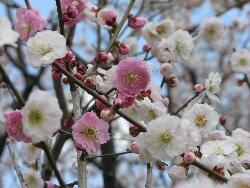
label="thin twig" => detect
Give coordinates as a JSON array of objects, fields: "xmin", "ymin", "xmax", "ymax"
[
  {"xmin": 6, "ymin": 139, "xmax": 28, "ymax": 188},
  {"xmin": 40, "ymin": 142, "xmax": 66, "ymax": 188},
  {"xmin": 88, "ymin": 151, "xmax": 132, "ymax": 160},
  {"xmin": 55, "ymin": 0, "xmax": 65, "ymax": 36},
  {"xmin": 146, "ymin": 163, "xmax": 153, "ymax": 188},
  {"xmin": 24, "ymin": 0, "xmax": 31, "ymax": 9}
]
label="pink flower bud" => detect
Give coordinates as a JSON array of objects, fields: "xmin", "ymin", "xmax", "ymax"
[
  {"xmin": 194, "ymin": 84, "xmax": 204, "ymax": 93},
  {"xmin": 105, "ymin": 10, "xmax": 117, "ymax": 26},
  {"xmin": 67, "ymin": 6, "xmax": 79, "ymax": 18},
  {"xmin": 74, "ymin": 72, "xmax": 83, "ymax": 80},
  {"xmin": 100, "ymin": 108, "xmax": 115, "ymax": 122},
  {"xmin": 78, "ymin": 64, "xmax": 87, "ymax": 74},
  {"xmin": 45, "ymin": 181, "xmax": 59, "ymax": 188},
  {"xmin": 161, "ymin": 97, "xmax": 169, "ymax": 107},
  {"xmin": 118, "ymin": 43, "xmax": 131, "ymax": 55},
  {"xmin": 156, "ymin": 161, "xmax": 166, "ymax": 170},
  {"xmin": 95, "ymin": 95, "xmax": 108, "ymax": 111},
  {"xmin": 83, "ymin": 76, "xmax": 95, "ymax": 88},
  {"xmin": 128, "ymin": 15, "xmax": 147, "ymax": 30},
  {"xmin": 114, "ymin": 98, "xmax": 123, "ymax": 109},
  {"xmin": 143, "ymin": 44, "xmax": 151, "ymax": 52},
  {"xmin": 130, "ymin": 142, "xmax": 140, "ymax": 154},
  {"xmin": 63, "ymin": 116, "xmax": 74, "ymax": 128},
  {"xmin": 184, "ymin": 152, "xmax": 196, "ymax": 164},
  {"xmin": 219, "ymin": 115, "xmax": 226, "ymax": 125},
  {"xmin": 64, "ymin": 50, "xmax": 75, "ymax": 62},
  {"xmin": 160, "ymin": 63, "xmax": 174, "ymax": 78},
  {"xmin": 129, "ymin": 125, "xmax": 140, "ymax": 137},
  {"xmin": 96, "ymin": 52, "xmax": 109, "ymax": 62},
  {"xmin": 62, "ymin": 78, "xmax": 68, "ymax": 85},
  {"xmin": 166, "ymin": 76, "xmax": 179, "ymax": 87}
]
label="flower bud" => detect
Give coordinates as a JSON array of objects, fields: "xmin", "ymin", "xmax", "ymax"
[
  {"xmin": 95, "ymin": 52, "xmax": 109, "ymax": 62},
  {"xmin": 74, "ymin": 72, "xmax": 83, "ymax": 80},
  {"xmin": 156, "ymin": 160, "xmax": 167, "ymax": 170},
  {"xmin": 143, "ymin": 44, "xmax": 151, "ymax": 52},
  {"xmin": 160, "ymin": 63, "xmax": 174, "ymax": 78},
  {"xmin": 83, "ymin": 76, "xmax": 95, "ymax": 88},
  {"xmin": 64, "ymin": 50, "xmax": 75, "ymax": 62},
  {"xmin": 118, "ymin": 43, "xmax": 131, "ymax": 55},
  {"xmin": 194, "ymin": 84, "xmax": 204, "ymax": 93},
  {"xmin": 219, "ymin": 115, "xmax": 226, "ymax": 125},
  {"xmin": 100, "ymin": 108, "xmax": 115, "ymax": 122},
  {"xmin": 128, "ymin": 15, "xmax": 147, "ymax": 30},
  {"xmin": 130, "ymin": 142, "xmax": 140, "ymax": 154},
  {"xmin": 62, "ymin": 78, "xmax": 68, "ymax": 85},
  {"xmin": 161, "ymin": 97, "xmax": 169, "ymax": 107},
  {"xmin": 78, "ymin": 64, "xmax": 87, "ymax": 74},
  {"xmin": 166, "ymin": 76, "xmax": 179, "ymax": 87},
  {"xmin": 45, "ymin": 181, "xmax": 59, "ymax": 188},
  {"xmin": 63, "ymin": 116, "xmax": 74, "ymax": 128},
  {"xmin": 95, "ymin": 95, "xmax": 108, "ymax": 111},
  {"xmin": 129, "ymin": 125, "xmax": 140, "ymax": 137},
  {"xmin": 52, "ymin": 70, "xmax": 62, "ymax": 80},
  {"xmin": 67, "ymin": 6, "xmax": 79, "ymax": 18},
  {"xmin": 184, "ymin": 152, "xmax": 196, "ymax": 164},
  {"xmin": 105, "ymin": 10, "xmax": 117, "ymax": 26}
]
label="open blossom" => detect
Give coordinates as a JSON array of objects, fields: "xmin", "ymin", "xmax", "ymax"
[
  {"xmin": 200, "ymin": 139, "xmax": 236, "ymax": 168},
  {"xmin": 72, "ymin": 112, "xmax": 110, "ymax": 153},
  {"xmin": 3, "ymin": 110, "xmax": 31, "ymax": 143},
  {"xmin": 227, "ymin": 173, "xmax": 250, "ymax": 188},
  {"xmin": 23, "ymin": 169, "xmax": 44, "ymax": 188},
  {"xmin": 174, "ymin": 176, "xmax": 216, "ymax": 188},
  {"xmin": 0, "ymin": 17, "xmax": 19, "ymax": 47},
  {"xmin": 158, "ymin": 30, "xmax": 194, "ymax": 63},
  {"xmin": 141, "ymin": 22, "xmax": 159, "ymax": 45},
  {"xmin": 231, "ymin": 128, "xmax": 250, "ymax": 164},
  {"xmin": 27, "ymin": 30, "xmax": 67, "ymax": 67},
  {"xmin": 231, "ymin": 49, "xmax": 250, "ymax": 74},
  {"xmin": 138, "ymin": 98, "xmax": 166, "ymax": 124},
  {"xmin": 22, "ymin": 89, "xmax": 62, "ymax": 143},
  {"xmin": 154, "ymin": 19, "xmax": 175, "ymax": 39},
  {"xmin": 61, "ymin": 0, "xmax": 88, "ymax": 26},
  {"xmin": 141, "ymin": 114, "xmax": 192, "ymax": 160},
  {"xmin": 204, "ymin": 72, "xmax": 222, "ymax": 102},
  {"xmin": 15, "ymin": 8, "xmax": 47, "ymax": 42},
  {"xmin": 199, "ymin": 17, "xmax": 225, "ymax": 47},
  {"xmin": 112, "ymin": 57, "xmax": 150, "ymax": 97},
  {"xmin": 183, "ymin": 103, "xmax": 219, "ymax": 138}
]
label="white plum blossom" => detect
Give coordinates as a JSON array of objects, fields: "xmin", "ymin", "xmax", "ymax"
[
  {"xmin": 141, "ymin": 114, "xmax": 193, "ymax": 160},
  {"xmin": 183, "ymin": 103, "xmax": 219, "ymax": 138},
  {"xmin": 174, "ymin": 176, "xmax": 216, "ymax": 188},
  {"xmin": 200, "ymin": 139, "xmax": 236, "ymax": 168},
  {"xmin": 231, "ymin": 128, "xmax": 250, "ymax": 164},
  {"xmin": 154, "ymin": 19, "xmax": 175, "ymax": 39},
  {"xmin": 27, "ymin": 30, "xmax": 67, "ymax": 67},
  {"xmin": 141, "ymin": 22, "xmax": 159, "ymax": 45},
  {"xmin": 169, "ymin": 165, "xmax": 187, "ymax": 181},
  {"xmin": 138, "ymin": 98, "xmax": 166, "ymax": 124},
  {"xmin": 199, "ymin": 17, "xmax": 225, "ymax": 47},
  {"xmin": 22, "ymin": 89, "xmax": 62, "ymax": 143},
  {"xmin": 0, "ymin": 17, "xmax": 19, "ymax": 47},
  {"xmin": 227, "ymin": 172, "xmax": 250, "ymax": 188},
  {"xmin": 158, "ymin": 30, "xmax": 194, "ymax": 63},
  {"xmin": 231, "ymin": 49, "xmax": 250, "ymax": 74},
  {"xmin": 204, "ymin": 72, "xmax": 222, "ymax": 102},
  {"xmin": 23, "ymin": 169, "xmax": 44, "ymax": 188}
]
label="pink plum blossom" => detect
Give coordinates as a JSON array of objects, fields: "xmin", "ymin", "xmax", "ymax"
[
  {"xmin": 112, "ymin": 57, "xmax": 150, "ymax": 97},
  {"xmin": 61, "ymin": 0, "xmax": 88, "ymax": 26},
  {"xmin": 3, "ymin": 110, "xmax": 31, "ymax": 143},
  {"xmin": 72, "ymin": 112, "xmax": 110, "ymax": 153},
  {"xmin": 97, "ymin": 8, "xmax": 117, "ymax": 27},
  {"xmin": 16, "ymin": 8, "xmax": 47, "ymax": 42}
]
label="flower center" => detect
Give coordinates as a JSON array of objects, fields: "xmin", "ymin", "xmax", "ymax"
[
  {"xmin": 239, "ymin": 58, "xmax": 247, "ymax": 66},
  {"xmin": 207, "ymin": 26, "xmax": 216, "ymax": 36},
  {"xmin": 214, "ymin": 146, "xmax": 225, "ymax": 155},
  {"xmin": 156, "ymin": 25, "xmax": 166, "ymax": 35},
  {"xmin": 195, "ymin": 114, "xmax": 207, "ymax": 127},
  {"xmin": 159, "ymin": 131, "xmax": 172, "ymax": 145},
  {"xmin": 21, "ymin": 22, "xmax": 32, "ymax": 33},
  {"xmin": 40, "ymin": 45, "xmax": 53, "ymax": 56},
  {"xmin": 175, "ymin": 41, "xmax": 186, "ymax": 54},
  {"xmin": 147, "ymin": 110, "xmax": 157, "ymax": 122},
  {"xmin": 28, "ymin": 109, "xmax": 43, "ymax": 125},
  {"xmin": 236, "ymin": 143, "xmax": 244, "ymax": 157},
  {"xmin": 84, "ymin": 127, "xmax": 97, "ymax": 140},
  {"xmin": 125, "ymin": 72, "xmax": 138, "ymax": 85}
]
